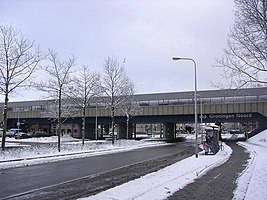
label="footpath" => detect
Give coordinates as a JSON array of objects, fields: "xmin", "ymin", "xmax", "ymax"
[{"xmin": 168, "ymin": 137, "xmax": 250, "ymax": 200}]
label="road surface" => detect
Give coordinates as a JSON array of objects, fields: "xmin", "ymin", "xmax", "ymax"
[{"xmin": 0, "ymin": 141, "xmax": 194, "ymax": 199}]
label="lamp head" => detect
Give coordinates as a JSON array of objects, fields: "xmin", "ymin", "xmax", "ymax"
[{"xmin": 172, "ymin": 57, "xmax": 181, "ymax": 61}]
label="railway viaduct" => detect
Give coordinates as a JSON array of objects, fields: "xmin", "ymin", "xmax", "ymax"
[{"xmin": 1, "ymin": 87, "xmax": 267, "ymax": 139}]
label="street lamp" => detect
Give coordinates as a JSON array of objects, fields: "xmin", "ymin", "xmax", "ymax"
[
  {"xmin": 95, "ymin": 102, "xmax": 98, "ymax": 140},
  {"xmin": 172, "ymin": 57, "xmax": 198, "ymax": 158}
]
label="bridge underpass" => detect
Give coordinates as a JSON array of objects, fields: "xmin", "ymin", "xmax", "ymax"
[{"xmin": 78, "ymin": 111, "xmax": 267, "ymax": 140}]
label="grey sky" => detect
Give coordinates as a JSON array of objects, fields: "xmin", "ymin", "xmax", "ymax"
[{"xmin": 0, "ymin": 0, "xmax": 234, "ymax": 101}]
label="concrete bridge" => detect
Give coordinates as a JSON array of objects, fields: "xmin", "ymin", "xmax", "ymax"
[{"xmin": 1, "ymin": 87, "xmax": 267, "ymax": 139}]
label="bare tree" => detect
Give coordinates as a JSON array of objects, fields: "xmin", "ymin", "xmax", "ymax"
[
  {"xmin": 0, "ymin": 25, "xmax": 42, "ymax": 150},
  {"xmin": 36, "ymin": 49, "xmax": 76, "ymax": 152},
  {"xmin": 100, "ymin": 57, "xmax": 133, "ymax": 144},
  {"xmin": 215, "ymin": 0, "xmax": 267, "ymax": 88},
  {"xmin": 120, "ymin": 81, "xmax": 141, "ymax": 139},
  {"xmin": 68, "ymin": 65, "xmax": 100, "ymax": 145}
]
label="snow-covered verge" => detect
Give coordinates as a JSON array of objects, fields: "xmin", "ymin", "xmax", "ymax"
[
  {"xmin": 0, "ymin": 136, "xmax": 168, "ymax": 169},
  {"xmin": 79, "ymin": 143, "xmax": 232, "ymax": 200},
  {"xmin": 234, "ymin": 129, "xmax": 267, "ymax": 200}
]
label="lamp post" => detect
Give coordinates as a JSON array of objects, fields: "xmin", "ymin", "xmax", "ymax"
[
  {"xmin": 172, "ymin": 57, "xmax": 198, "ymax": 158},
  {"xmin": 199, "ymin": 96, "xmax": 203, "ymax": 145},
  {"xmin": 95, "ymin": 102, "xmax": 98, "ymax": 140},
  {"xmin": 17, "ymin": 109, "xmax": 20, "ymax": 131}
]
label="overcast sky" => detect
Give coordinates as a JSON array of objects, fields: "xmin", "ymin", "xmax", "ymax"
[{"xmin": 0, "ymin": 0, "xmax": 234, "ymax": 101}]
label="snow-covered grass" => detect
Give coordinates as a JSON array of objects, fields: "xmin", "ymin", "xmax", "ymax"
[
  {"xmin": 234, "ymin": 129, "xmax": 267, "ymax": 200},
  {"xmin": 0, "ymin": 136, "xmax": 168, "ymax": 169}
]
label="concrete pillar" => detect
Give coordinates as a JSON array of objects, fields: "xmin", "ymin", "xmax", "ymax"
[
  {"xmin": 85, "ymin": 124, "xmax": 95, "ymax": 139},
  {"xmin": 117, "ymin": 123, "xmax": 134, "ymax": 139},
  {"xmin": 163, "ymin": 122, "xmax": 175, "ymax": 140},
  {"xmin": 128, "ymin": 123, "xmax": 133, "ymax": 139},
  {"xmin": 133, "ymin": 124, "xmax": 136, "ymax": 139}
]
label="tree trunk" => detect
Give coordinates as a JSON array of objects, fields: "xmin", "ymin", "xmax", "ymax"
[
  {"xmin": 1, "ymin": 92, "xmax": 8, "ymax": 150},
  {"xmin": 82, "ymin": 105, "xmax": 86, "ymax": 146},
  {"xmin": 111, "ymin": 106, "xmax": 115, "ymax": 144},
  {"xmin": 58, "ymin": 90, "xmax": 62, "ymax": 152},
  {"xmin": 126, "ymin": 115, "xmax": 129, "ymax": 140}
]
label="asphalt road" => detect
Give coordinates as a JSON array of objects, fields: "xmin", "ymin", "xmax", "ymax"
[{"xmin": 0, "ymin": 141, "xmax": 193, "ymax": 199}]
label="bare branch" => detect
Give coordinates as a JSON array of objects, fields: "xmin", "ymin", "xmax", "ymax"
[
  {"xmin": 215, "ymin": 0, "xmax": 267, "ymax": 88},
  {"xmin": 35, "ymin": 49, "xmax": 76, "ymax": 151},
  {"xmin": 0, "ymin": 25, "xmax": 43, "ymax": 150}
]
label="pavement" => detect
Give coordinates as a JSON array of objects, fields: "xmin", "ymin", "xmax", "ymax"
[{"xmin": 168, "ymin": 136, "xmax": 250, "ymax": 200}]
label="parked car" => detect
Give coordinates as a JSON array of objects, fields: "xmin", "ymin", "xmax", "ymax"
[
  {"xmin": 8, "ymin": 128, "xmax": 22, "ymax": 137},
  {"xmin": 15, "ymin": 132, "xmax": 32, "ymax": 139},
  {"xmin": 6, "ymin": 131, "xmax": 15, "ymax": 137},
  {"xmin": 32, "ymin": 131, "xmax": 50, "ymax": 137},
  {"xmin": 0, "ymin": 128, "xmax": 17, "ymax": 137}
]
